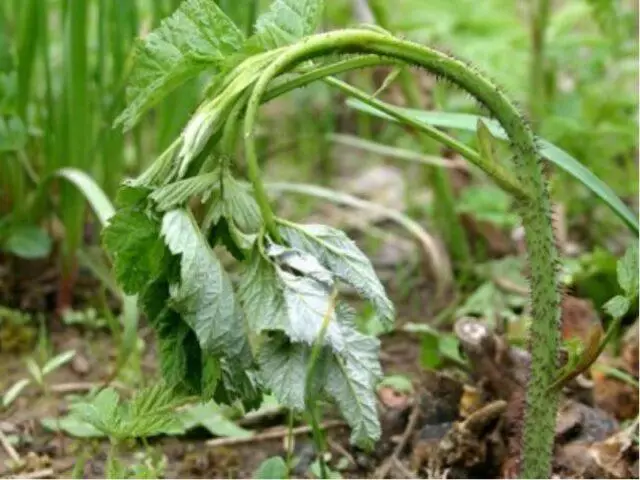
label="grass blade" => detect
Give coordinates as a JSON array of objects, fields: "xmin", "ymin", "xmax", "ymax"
[{"xmin": 347, "ymin": 99, "xmax": 639, "ymax": 234}]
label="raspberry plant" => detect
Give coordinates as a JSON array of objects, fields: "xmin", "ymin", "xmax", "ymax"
[{"xmin": 104, "ymin": 0, "xmax": 572, "ymax": 476}]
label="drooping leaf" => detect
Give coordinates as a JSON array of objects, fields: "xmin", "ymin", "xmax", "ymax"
[
  {"xmin": 267, "ymin": 243, "xmax": 345, "ymax": 351},
  {"xmin": 254, "ymin": 0, "xmax": 324, "ymax": 49},
  {"xmin": 279, "ymin": 222, "xmax": 394, "ymax": 330},
  {"xmin": 324, "ymin": 327, "xmax": 382, "ymax": 449},
  {"xmin": 203, "ymin": 167, "xmax": 262, "ymax": 234},
  {"xmin": 116, "ymin": 0, "xmax": 245, "ymax": 130},
  {"xmin": 71, "ymin": 388, "xmax": 121, "ymax": 436},
  {"xmin": 214, "ymin": 360, "xmax": 263, "ymax": 411},
  {"xmin": 102, "ymin": 208, "xmax": 166, "ymax": 295},
  {"xmin": 238, "ymin": 247, "xmax": 288, "ymax": 332},
  {"xmin": 257, "ymin": 333, "xmax": 311, "ymax": 411},
  {"xmin": 346, "ymin": 99, "xmax": 639, "ymax": 234},
  {"xmin": 150, "ymin": 171, "xmax": 220, "ymax": 211},
  {"xmin": 161, "ymin": 209, "xmax": 252, "ymax": 367},
  {"xmin": 2, "ymin": 224, "xmax": 52, "ymax": 259}
]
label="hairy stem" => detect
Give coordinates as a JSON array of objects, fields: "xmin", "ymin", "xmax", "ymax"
[{"xmin": 242, "ymin": 29, "xmax": 560, "ymax": 477}]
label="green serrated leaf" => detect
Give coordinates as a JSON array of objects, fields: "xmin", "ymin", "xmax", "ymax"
[
  {"xmin": 161, "ymin": 209, "xmax": 252, "ymax": 367},
  {"xmin": 257, "ymin": 334, "xmax": 310, "ymax": 411},
  {"xmin": 116, "ymin": 0, "xmax": 245, "ymax": 130},
  {"xmin": 239, "ymin": 247, "xmax": 288, "ymax": 332},
  {"xmin": 203, "ymin": 168, "xmax": 262, "ymax": 234},
  {"xmin": 102, "ymin": 208, "xmax": 166, "ymax": 295},
  {"xmin": 150, "ymin": 171, "xmax": 220, "ymax": 211},
  {"xmin": 603, "ymin": 295, "xmax": 630, "ymax": 319},
  {"xmin": 215, "ymin": 360, "xmax": 263, "ymax": 411},
  {"xmin": 279, "ymin": 222, "xmax": 394, "ymax": 330},
  {"xmin": 617, "ymin": 244, "xmax": 638, "ymax": 299},
  {"xmin": 324, "ymin": 327, "xmax": 382, "ymax": 449},
  {"xmin": 254, "ymin": 0, "xmax": 324, "ymax": 49},
  {"xmin": 71, "ymin": 388, "xmax": 121, "ymax": 436}
]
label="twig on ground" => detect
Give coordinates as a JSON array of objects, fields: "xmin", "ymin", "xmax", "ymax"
[
  {"xmin": 205, "ymin": 420, "xmax": 346, "ymax": 448},
  {"xmin": 374, "ymin": 401, "xmax": 421, "ymax": 478},
  {"xmin": 0, "ymin": 428, "xmax": 21, "ymax": 466},
  {"xmin": 49, "ymin": 381, "xmax": 129, "ymax": 394},
  {"xmin": 9, "ymin": 468, "xmax": 54, "ymax": 479},
  {"xmin": 328, "ymin": 439, "xmax": 356, "ymax": 466}
]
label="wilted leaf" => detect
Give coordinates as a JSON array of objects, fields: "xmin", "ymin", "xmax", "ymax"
[
  {"xmin": 257, "ymin": 334, "xmax": 311, "ymax": 411},
  {"xmin": 161, "ymin": 209, "xmax": 252, "ymax": 367},
  {"xmin": 239, "ymin": 247, "xmax": 288, "ymax": 332},
  {"xmin": 324, "ymin": 327, "xmax": 382, "ymax": 449},
  {"xmin": 279, "ymin": 222, "xmax": 394, "ymax": 330}
]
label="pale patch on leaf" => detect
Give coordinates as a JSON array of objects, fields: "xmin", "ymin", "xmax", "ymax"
[
  {"xmin": 161, "ymin": 209, "xmax": 252, "ymax": 367},
  {"xmin": 267, "ymin": 243, "xmax": 344, "ymax": 352},
  {"xmin": 279, "ymin": 223, "xmax": 394, "ymax": 330},
  {"xmin": 115, "ymin": 0, "xmax": 245, "ymax": 130},
  {"xmin": 617, "ymin": 244, "xmax": 638, "ymax": 299}
]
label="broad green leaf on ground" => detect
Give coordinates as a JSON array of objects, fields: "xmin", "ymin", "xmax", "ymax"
[
  {"xmin": 254, "ymin": 456, "xmax": 288, "ymax": 479},
  {"xmin": 40, "ymin": 416, "xmax": 105, "ymax": 438},
  {"xmin": 238, "ymin": 247, "xmax": 288, "ymax": 332},
  {"xmin": 254, "ymin": 0, "xmax": 324, "ymax": 49},
  {"xmin": 179, "ymin": 401, "xmax": 252, "ymax": 438},
  {"xmin": 2, "ymin": 224, "xmax": 51, "ymax": 259},
  {"xmin": 257, "ymin": 334, "xmax": 311, "ymax": 410},
  {"xmin": 102, "ymin": 208, "xmax": 166, "ymax": 295},
  {"xmin": 324, "ymin": 327, "xmax": 382, "ymax": 449},
  {"xmin": 346, "ymin": 99, "xmax": 639, "ymax": 234},
  {"xmin": 267, "ymin": 243, "xmax": 345, "ymax": 352},
  {"xmin": 161, "ymin": 209, "xmax": 252, "ymax": 367},
  {"xmin": 279, "ymin": 222, "xmax": 395, "ymax": 330},
  {"xmin": 115, "ymin": 0, "xmax": 245, "ymax": 130},
  {"xmin": 150, "ymin": 171, "xmax": 219, "ymax": 211},
  {"xmin": 617, "ymin": 244, "xmax": 638, "ymax": 298}
]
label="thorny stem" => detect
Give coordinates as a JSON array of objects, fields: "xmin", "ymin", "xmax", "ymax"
[{"xmin": 240, "ymin": 29, "xmax": 560, "ymax": 477}]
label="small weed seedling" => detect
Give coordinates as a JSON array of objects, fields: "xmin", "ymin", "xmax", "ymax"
[
  {"xmin": 102, "ymin": 0, "xmax": 637, "ymax": 477},
  {"xmin": 2, "ymin": 349, "xmax": 76, "ymax": 407}
]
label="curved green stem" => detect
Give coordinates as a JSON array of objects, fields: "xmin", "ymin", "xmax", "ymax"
[{"xmin": 242, "ymin": 29, "xmax": 560, "ymax": 477}]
